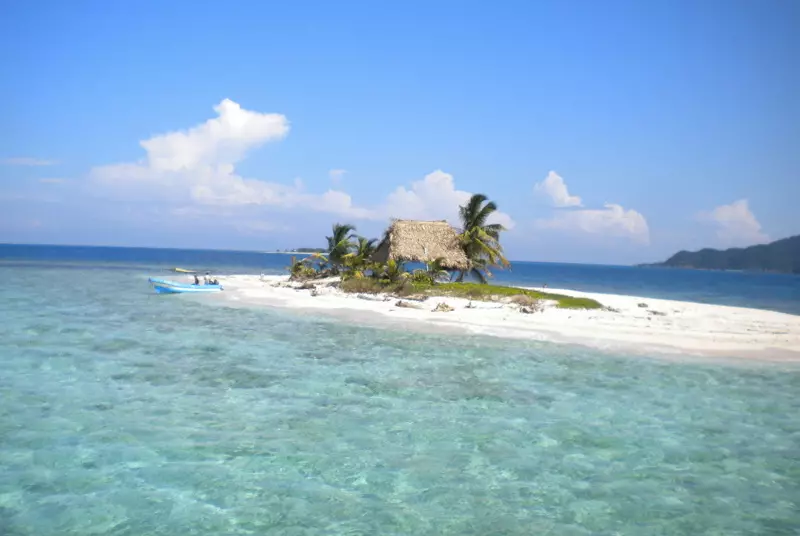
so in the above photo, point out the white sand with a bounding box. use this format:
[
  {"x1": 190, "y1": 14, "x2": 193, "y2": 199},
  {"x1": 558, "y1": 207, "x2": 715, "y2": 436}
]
[{"x1": 213, "y1": 275, "x2": 800, "y2": 361}]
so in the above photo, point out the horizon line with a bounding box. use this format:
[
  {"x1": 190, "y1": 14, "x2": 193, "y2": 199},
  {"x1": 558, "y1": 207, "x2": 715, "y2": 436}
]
[{"x1": 0, "y1": 241, "x2": 640, "y2": 268}]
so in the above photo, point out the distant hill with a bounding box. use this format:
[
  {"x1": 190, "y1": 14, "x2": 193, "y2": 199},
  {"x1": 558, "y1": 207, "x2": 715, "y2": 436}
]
[{"x1": 643, "y1": 235, "x2": 800, "y2": 274}]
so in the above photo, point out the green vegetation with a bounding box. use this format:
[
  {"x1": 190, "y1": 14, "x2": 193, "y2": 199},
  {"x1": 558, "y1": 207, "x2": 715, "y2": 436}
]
[
  {"x1": 337, "y1": 278, "x2": 602, "y2": 309},
  {"x1": 643, "y1": 235, "x2": 800, "y2": 274},
  {"x1": 325, "y1": 223, "x2": 358, "y2": 272},
  {"x1": 428, "y1": 282, "x2": 603, "y2": 309},
  {"x1": 285, "y1": 193, "x2": 602, "y2": 309},
  {"x1": 342, "y1": 236, "x2": 379, "y2": 274},
  {"x1": 455, "y1": 193, "x2": 510, "y2": 283},
  {"x1": 339, "y1": 276, "x2": 413, "y2": 295}
]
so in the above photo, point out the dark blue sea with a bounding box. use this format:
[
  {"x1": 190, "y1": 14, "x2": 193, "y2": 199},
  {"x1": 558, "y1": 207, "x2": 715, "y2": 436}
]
[{"x1": 1, "y1": 243, "x2": 799, "y2": 535}]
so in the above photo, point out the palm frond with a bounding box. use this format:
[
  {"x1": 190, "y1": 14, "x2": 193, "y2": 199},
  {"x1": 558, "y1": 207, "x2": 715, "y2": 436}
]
[{"x1": 472, "y1": 201, "x2": 497, "y2": 228}]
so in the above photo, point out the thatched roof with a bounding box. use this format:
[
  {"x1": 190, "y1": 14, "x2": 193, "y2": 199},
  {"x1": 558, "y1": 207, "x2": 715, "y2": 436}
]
[{"x1": 371, "y1": 219, "x2": 469, "y2": 270}]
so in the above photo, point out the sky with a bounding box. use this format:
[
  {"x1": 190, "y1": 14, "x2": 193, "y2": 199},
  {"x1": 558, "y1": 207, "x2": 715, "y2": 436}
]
[{"x1": 1, "y1": 0, "x2": 798, "y2": 264}]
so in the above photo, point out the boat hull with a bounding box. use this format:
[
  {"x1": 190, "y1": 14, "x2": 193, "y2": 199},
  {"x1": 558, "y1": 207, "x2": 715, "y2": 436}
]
[{"x1": 148, "y1": 278, "x2": 222, "y2": 294}]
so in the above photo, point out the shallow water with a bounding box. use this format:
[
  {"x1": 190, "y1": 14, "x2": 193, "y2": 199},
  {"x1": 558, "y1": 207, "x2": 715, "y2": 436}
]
[{"x1": 1, "y1": 265, "x2": 799, "y2": 535}]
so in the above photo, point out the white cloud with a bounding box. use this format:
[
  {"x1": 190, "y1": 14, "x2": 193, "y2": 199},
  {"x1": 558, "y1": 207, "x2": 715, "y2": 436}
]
[
  {"x1": 141, "y1": 99, "x2": 289, "y2": 171},
  {"x1": 534, "y1": 171, "x2": 582, "y2": 207},
  {"x1": 382, "y1": 170, "x2": 515, "y2": 229},
  {"x1": 90, "y1": 99, "x2": 513, "y2": 227},
  {"x1": 90, "y1": 99, "x2": 374, "y2": 219},
  {"x1": 2, "y1": 157, "x2": 58, "y2": 166},
  {"x1": 531, "y1": 171, "x2": 648, "y2": 243},
  {"x1": 698, "y1": 199, "x2": 769, "y2": 247},
  {"x1": 535, "y1": 203, "x2": 650, "y2": 244},
  {"x1": 329, "y1": 169, "x2": 346, "y2": 185}
]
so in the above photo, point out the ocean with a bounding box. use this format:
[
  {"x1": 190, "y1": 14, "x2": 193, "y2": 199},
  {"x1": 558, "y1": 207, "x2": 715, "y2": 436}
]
[
  {"x1": 1, "y1": 244, "x2": 799, "y2": 535},
  {"x1": 3, "y1": 243, "x2": 799, "y2": 314}
]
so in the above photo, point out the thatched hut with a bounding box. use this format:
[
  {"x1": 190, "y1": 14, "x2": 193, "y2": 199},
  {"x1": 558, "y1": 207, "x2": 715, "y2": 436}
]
[{"x1": 371, "y1": 219, "x2": 470, "y2": 270}]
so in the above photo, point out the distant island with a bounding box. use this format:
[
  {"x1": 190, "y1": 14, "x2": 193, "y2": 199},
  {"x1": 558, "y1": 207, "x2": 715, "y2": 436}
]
[
  {"x1": 643, "y1": 235, "x2": 800, "y2": 274},
  {"x1": 272, "y1": 248, "x2": 326, "y2": 254}
]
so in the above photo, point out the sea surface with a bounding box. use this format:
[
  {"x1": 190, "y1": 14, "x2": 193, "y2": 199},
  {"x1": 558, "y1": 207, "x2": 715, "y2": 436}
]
[
  {"x1": 3, "y1": 243, "x2": 799, "y2": 314},
  {"x1": 1, "y1": 244, "x2": 799, "y2": 535}
]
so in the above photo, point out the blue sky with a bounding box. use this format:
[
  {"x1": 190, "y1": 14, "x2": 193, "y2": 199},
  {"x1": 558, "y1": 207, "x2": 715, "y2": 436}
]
[{"x1": 1, "y1": 0, "x2": 797, "y2": 264}]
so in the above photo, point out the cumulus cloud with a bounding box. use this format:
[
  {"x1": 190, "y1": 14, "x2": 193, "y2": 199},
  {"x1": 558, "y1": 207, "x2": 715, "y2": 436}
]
[
  {"x1": 90, "y1": 99, "x2": 512, "y2": 227},
  {"x1": 534, "y1": 171, "x2": 582, "y2": 207},
  {"x1": 532, "y1": 171, "x2": 648, "y2": 243},
  {"x1": 382, "y1": 170, "x2": 515, "y2": 229},
  {"x1": 2, "y1": 157, "x2": 58, "y2": 166},
  {"x1": 141, "y1": 99, "x2": 289, "y2": 171},
  {"x1": 329, "y1": 169, "x2": 346, "y2": 185},
  {"x1": 535, "y1": 203, "x2": 650, "y2": 244},
  {"x1": 90, "y1": 99, "x2": 373, "y2": 219},
  {"x1": 698, "y1": 199, "x2": 769, "y2": 247}
]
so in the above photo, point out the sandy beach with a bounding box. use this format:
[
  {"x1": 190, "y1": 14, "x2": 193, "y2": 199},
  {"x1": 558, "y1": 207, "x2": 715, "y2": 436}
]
[{"x1": 212, "y1": 275, "x2": 800, "y2": 361}]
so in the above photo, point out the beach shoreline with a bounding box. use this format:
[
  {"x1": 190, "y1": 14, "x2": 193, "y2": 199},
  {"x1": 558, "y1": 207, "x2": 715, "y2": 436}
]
[{"x1": 210, "y1": 274, "x2": 800, "y2": 362}]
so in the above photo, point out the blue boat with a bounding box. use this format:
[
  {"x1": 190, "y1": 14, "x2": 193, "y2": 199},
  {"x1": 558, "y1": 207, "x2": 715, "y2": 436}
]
[{"x1": 148, "y1": 277, "x2": 223, "y2": 294}]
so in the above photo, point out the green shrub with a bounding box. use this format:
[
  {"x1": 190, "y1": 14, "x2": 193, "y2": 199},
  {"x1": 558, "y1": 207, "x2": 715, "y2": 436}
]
[
  {"x1": 411, "y1": 269, "x2": 433, "y2": 284},
  {"x1": 289, "y1": 263, "x2": 318, "y2": 281},
  {"x1": 340, "y1": 278, "x2": 384, "y2": 294}
]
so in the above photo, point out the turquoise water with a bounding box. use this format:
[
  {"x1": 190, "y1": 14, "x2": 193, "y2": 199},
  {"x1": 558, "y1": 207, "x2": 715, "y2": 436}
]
[{"x1": 2, "y1": 264, "x2": 800, "y2": 535}]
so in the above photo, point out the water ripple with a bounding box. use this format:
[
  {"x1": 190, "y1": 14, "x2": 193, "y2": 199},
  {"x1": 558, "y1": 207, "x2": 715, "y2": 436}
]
[{"x1": 0, "y1": 266, "x2": 798, "y2": 534}]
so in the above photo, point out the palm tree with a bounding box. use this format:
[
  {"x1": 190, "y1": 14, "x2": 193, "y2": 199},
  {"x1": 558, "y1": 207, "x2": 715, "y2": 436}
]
[
  {"x1": 379, "y1": 259, "x2": 408, "y2": 283},
  {"x1": 325, "y1": 223, "x2": 357, "y2": 272},
  {"x1": 342, "y1": 236, "x2": 379, "y2": 276},
  {"x1": 455, "y1": 193, "x2": 510, "y2": 283},
  {"x1": 354, "y1": 236, "x2": 378, "y2": 263},
  {"x1": 413, "y1": 257, "x2": 451, "y2": 284},
  {"x1": 425, "y1": 257, "x2": 451, "y2": 283}
]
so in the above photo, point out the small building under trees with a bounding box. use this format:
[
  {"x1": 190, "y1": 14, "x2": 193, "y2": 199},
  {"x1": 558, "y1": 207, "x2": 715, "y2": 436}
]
[{"x1": 371, "y1": 219, "x2": 470, "y2": 270}]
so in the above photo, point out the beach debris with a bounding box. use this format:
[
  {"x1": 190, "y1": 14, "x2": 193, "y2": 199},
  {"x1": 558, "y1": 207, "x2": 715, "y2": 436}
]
[
  {"x1": 510, "y1": 294, "x2": 543, "y2": 312},
  {"x1": 433, "y1": 302, "x2": 454, "y2": 312},
  {"x1": 396, "y1": 300, "x2": 423, "y2": 310},
  {"x1": 465, "y1": 301, "x2": 476, "y2": 309},
  {"x1": 298, "y1": 282, "x2": 317, "y2": 290},
  {"x1": 648, "y1": 310, "x2": 666, "y2": 316},
  {"x1": 310, "y1": 289, "x2": 319, "y2": 297},
  {"x1": 519, "y1": 306, "x2": 537, "y2": 314},
  {"x1": 638, "y1": 303, "x2": 649, "y2": 308},
  {"x1": 357, "y1": 294, "x2": 390, "y2": 302},
  {"x1": 510, "y1": 295, "x2": 535, "y2": 306},
  {"x1": 605, "y1": 306, "x2": 621, "y2": 313}
]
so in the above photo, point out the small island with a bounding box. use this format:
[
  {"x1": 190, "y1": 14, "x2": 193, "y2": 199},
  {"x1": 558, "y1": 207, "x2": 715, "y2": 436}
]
[
  {"x1": 282, "y1": 195, "x2": 602, "y2": 311},
  {"x1": 213, "y1": 195, "x2": 800, "y2": 359},
  {"x1": 273, "y1": 247, "x2": 327, "y2": 254},
  {"x1": 643, "y1": 235, "x2": 800, "y2": 274}
]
